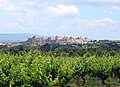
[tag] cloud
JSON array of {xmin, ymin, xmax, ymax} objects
[
  {"xmin": 6, "ymin": 21, "xmax": 20, "ymax": 27},
  {"xmin": 0, "ymin": 0, "xmax": 39, "ymax": 17},
  {"xmin": 0, "ymin": 0, "xmax": 8, "ymax": 8},
  {"xmin": 25, "ymin": 9, "xmax": 38, "ymax": 17},
  {"xmin": 62, "ymin": 18, "xmax": 118, "ymax": 30},
  {"xmin": 5, "ymin": 4, "xmax": 21, "ymax": 14},
  {"xmin": 55, "ymin": 18, "xmax": 120, "ymax": 38},
  {"xmin": 24, "ymin": 0, "xmax": 38, "ymax": 5},
  {"xmin": 111, "ymin": 6, "xmax": 120, "ymax": 10},
  {"xmin": 65, "ymin": 0, "xmax": 120, "ymax": 6},
  {"xmin": 46, "ymin": 4, "xmax": 79, "ymax": 17},
  {"xmin": 0, "ymin": 0, "xmax": 22, "ymax": 15}
]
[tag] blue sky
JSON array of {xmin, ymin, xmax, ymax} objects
[{"xmin": 0, "ymin": 0, "xmax": 120, "ymax": 40}]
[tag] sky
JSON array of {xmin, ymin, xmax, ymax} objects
[{"xmin": 0, "ymin": 0, "xmax": 120, "ymax": 40}]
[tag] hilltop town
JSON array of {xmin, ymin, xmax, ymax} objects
[
  {"xmin": 0, "ymin": 35, "xmax": 120, "ymax": 48},
  {"xmin": 25, "ymin": 36, "xmax": 88, "ymax": 45}
]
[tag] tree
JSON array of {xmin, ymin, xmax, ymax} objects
[{"xmin": 41, "ymin": 43, "xmax": 51, "ymax": 52}]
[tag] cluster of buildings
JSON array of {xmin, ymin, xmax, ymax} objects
[
  {"xmin": 25, "ymin": 36, "xmax": 88, "ymax": 45},
  {"xmin": 1, "ymin": 36, "xmax": 119, "ymax": 48}
]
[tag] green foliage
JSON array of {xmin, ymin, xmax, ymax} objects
[
  {"xmin": 41, "ymin": 43, "xmax": 51, "ymax": 52},
  {"xmin": 0, "ymin": 51, "xmax": 120, "ymax": 87}
]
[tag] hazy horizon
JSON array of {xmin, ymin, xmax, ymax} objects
[{"xmin": 0, "ymin": 0, "xmax": 120, "ymax": 40}]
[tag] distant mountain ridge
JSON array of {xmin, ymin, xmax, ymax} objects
[{"xmin": 0, "ymin": 33, "xmax": 42, "ymax": 42}]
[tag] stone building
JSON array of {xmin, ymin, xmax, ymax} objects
[{"xmin": 25, "ymin": 36, "xmax": 88, "ymax": 45}]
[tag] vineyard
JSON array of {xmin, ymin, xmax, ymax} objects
[{"xmin": 0, "ymin": 51, "xmax": 120, "ymax": 87}]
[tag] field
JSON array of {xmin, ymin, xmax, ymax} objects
[{"xmin": 0, "ymin": 50, "xmax": 120, "ymax": 87}]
